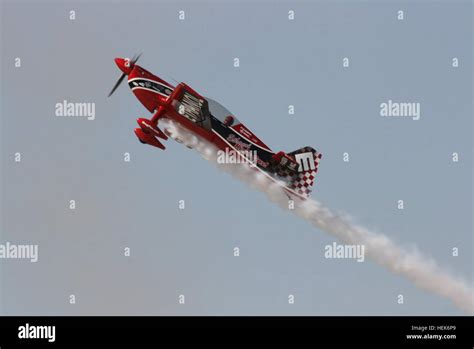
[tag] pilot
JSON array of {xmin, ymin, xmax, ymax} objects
[{"xmin": 223, "ymin": 115, "xmax": 235, "ymax": 127}]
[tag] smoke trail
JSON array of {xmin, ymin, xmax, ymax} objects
[
  {"xmin": 293, "ymin": 201, "xmax": 474, "ymax": 314},
  {"xmin": 161, "ymin": 119, "xmax": 474, "ymax": 314}
]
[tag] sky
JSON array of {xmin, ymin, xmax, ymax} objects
[{"xmin": 0, "ymin": 0, "xmax": 472, "ymax": 315}]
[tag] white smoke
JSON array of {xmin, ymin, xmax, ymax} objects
[{"xmin": 160, "ymin": 119, "xmax": 474, "ymax": 314}]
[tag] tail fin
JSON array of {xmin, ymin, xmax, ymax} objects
[{"xmin": 288, "ymin": 146, "xmax": 322, "ymax": 197}]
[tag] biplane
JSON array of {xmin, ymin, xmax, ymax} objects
[{"xmin": 109, "ymin": 55, "xmax": 322, "ymax": 199}]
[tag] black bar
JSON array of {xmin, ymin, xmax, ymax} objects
[{"xmin": 0, "ymin": 316, "xmax": 472, "ymax": 347}]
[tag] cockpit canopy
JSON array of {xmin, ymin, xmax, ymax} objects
[{"xmin": 206, "ymin": 97, "xmax": 240, "ymax": 125}]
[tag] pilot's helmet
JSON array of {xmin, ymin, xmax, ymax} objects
[{"xmin": 223, "ymin": 115, "xmax": 235, "ymax": 126}]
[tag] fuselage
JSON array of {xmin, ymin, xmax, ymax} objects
[{"xmin": 126, "ymin": 62, "xmax": 276, "ymax": 170}]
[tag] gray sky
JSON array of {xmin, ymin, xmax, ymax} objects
[{"xmin": 0, "ymin": 0, "xmax": 472, "ymax": 315}]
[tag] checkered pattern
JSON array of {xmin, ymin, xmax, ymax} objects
[{"xmin": 289, "ymin": 150, "xmax": 322, "ymax": 197}]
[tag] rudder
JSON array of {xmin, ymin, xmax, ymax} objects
[{"xmin": 288, "ymin": 146, "xmax": 322, "ymax": 197}]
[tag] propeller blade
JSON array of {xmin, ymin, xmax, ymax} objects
[
  {"xmin": 132, "ymin": 52, "xmax": 142, "ymax": 65},
  {"xmin": 108, "ymin": 53, "xmax": 142, "ymax": 97},
  {"xmin": 108, "ymin": 72, "xmax": 126, "ymax": 97}
]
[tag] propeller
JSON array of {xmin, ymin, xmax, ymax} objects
[
  {"xmin": 131, "ymin": 53, "xmax": 142, "ymax": 65},
  {"xmin": 108, "ymin": 53, "xmax": 142, "ymax": 97},
  {"xmin": 108, "ymin": 73, "xmax": 126, "ymax": 97}
]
